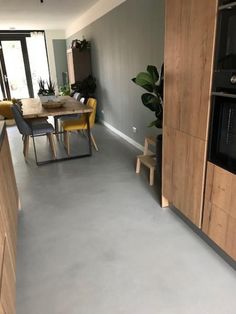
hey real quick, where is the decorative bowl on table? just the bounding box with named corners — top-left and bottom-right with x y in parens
top-left (42, 100), bottom-right (64, 109)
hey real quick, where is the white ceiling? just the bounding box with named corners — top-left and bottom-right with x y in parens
top-left (0, 0), bottom-right (99, 30)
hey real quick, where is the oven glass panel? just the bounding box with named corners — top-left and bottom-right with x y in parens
top-left (210, 97), bottom-right (236, 173)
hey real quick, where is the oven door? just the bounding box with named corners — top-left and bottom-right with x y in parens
top-left (209, 95), bottom-right (236, 174)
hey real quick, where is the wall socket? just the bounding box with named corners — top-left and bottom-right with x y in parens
top-left (132, 126), bottom-right (137, 133)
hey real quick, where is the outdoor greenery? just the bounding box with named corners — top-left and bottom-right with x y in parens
top-left (59, 84), bottom-right (71, 96)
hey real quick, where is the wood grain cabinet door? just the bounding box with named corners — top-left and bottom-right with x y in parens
top-left (163, 127), bottom-right (206, 227)
top-left (203, 163), bottom-right (236, 260)
top-left (164, 0), bottom-right (218, 140)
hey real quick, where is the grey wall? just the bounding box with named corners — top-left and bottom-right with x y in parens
top-left (53, 39), bottom-right (67, 87)
top-left (67, 0), bottom-right (164, 145)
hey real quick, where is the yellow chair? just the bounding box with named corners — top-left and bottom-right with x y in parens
top-left (0, 101), bottom-right (13, 119)
top-left (62, 98), bottom-right (98, 155)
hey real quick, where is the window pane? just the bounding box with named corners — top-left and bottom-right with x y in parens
top-left (26, 33), bottom-right (49, 97)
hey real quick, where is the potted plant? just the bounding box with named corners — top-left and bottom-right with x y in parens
top-left (38, 78), bottom-right (56, 102)
top-left (71, 75), bottom-right (96, 103)
top-left (71, 37), bottom-right (91, 51)
top-left (132, 64), bottom-right (164, 178)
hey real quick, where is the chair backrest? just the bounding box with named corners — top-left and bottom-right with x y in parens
top-left (73, 92), bottom-right (80, 101)
top-left (80, 97), bottom-right (85, 104)
top-left (87, 98), bottom-right (97, 128)
top-left (11, 104), bottom-right (32, 135)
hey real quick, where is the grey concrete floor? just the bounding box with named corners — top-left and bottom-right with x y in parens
top-left (6, 124), bottom-right (236, 314)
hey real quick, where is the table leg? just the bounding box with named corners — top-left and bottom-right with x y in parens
top-left (86, 112), bottom-right (92, 156)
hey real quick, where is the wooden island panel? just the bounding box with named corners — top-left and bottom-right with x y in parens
top-left (0, 122), bottom-right (19, 314)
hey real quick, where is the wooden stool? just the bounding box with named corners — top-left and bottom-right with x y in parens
top-left (136, 136), bottom-right (156, 186)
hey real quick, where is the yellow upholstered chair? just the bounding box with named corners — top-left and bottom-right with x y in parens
top-left (0, 101), bottom-right (13, 119)
top-left (62, 98), bottom-right (98, 155)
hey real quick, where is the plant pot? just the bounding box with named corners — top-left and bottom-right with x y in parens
top-left (156, 133), bottom-right (162, 182)
top-left (39, 95), bottom-right (55, 103)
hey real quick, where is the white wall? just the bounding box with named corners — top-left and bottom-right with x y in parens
top-left (45, 30), bottom-right (65, 91)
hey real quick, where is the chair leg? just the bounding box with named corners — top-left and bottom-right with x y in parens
top-left (64, 131), bottom-right (70, 155)
top-left (23, 135), bottom-right (30, 159)
top-left (90, 133), bottom-right (98, 151)
top-left (47, 133), bottom-right (57, 159)
top-left (149, 167), bottom-right (155, 186)
top-left (136, 157), bottom-right (141, 174)
top-left (54, 117), bottom-right (59, 140)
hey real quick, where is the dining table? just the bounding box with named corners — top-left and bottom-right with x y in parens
top-left (21, 96), bottom-right (93, 165)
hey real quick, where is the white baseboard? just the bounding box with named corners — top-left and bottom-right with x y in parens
top-left (101, 120), bottom-right (144, 152)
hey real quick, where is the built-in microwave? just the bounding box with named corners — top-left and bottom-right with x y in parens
top-left (213, 2), bottom-right (236, 93)
top-left (209, 94), bottom-right (236, 174)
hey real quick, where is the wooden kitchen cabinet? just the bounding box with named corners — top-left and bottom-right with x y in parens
top-left (67, 48), bottom-right (92, 85)
top-left (163, 127), bottom-right (206, 227)
top-left (162, 0), bottom-right (218, 228)
top-left (203, 163), bottom-right (236, 260)
top-left (164, 0), bottom-right (217, 140)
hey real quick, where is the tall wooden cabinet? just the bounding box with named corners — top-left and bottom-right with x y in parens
top-left (162, 0), bottom-right (218, 227)
top-left (67, 48), bottom-right (92, 85)
top-left (0, 122), bottom-right (19, 314)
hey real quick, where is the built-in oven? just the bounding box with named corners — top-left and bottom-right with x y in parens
top-left (209, 94), bottom-right (236, 174)
top-left (208, 1), bottom-right (236, 174)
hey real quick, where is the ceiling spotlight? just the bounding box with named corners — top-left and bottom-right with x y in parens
top-left (40, 0), bottom-right (44, 3)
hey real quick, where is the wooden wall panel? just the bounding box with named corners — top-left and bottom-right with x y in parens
top-left (164, 0), bottom-right (218, 140)
top-left (163, 127), bottom-right (206, 227)
top-left (203, 163), bottom-right (236, 260)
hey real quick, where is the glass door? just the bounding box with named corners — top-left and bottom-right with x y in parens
top-left (0, 40), bottom-right (32, 99)
top-left (0, 31), bottom-right (50, 101)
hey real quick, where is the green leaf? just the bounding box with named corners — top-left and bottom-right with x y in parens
top-left (148, 118), bottom-right (162, 128)
top-left (141, 93), bottom-right (160, 111)
top-left (147, 65), bottom-right (159, 83)
top-left (133, 72), bottom-right (154, 92)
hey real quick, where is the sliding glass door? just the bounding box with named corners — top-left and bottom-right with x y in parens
top-left (0, 31), bottom-right (49, 100)
top-left (0, 40), bottom-right (32, 99)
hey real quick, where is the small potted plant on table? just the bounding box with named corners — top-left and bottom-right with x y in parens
top-left (38, 78), bottom-right (56, 102)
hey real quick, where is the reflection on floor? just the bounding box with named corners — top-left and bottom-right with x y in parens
top-left (7, 124), bottom-right (236, 314)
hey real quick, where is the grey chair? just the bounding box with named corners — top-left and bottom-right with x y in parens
top-left (11, 104), bottom-right (57, 160)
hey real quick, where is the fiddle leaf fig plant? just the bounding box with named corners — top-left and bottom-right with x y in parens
top-left (132, 64), bottom-right (164, 128)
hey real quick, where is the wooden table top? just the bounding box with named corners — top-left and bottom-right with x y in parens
top-left (21, 96), bottom-right (93, 119)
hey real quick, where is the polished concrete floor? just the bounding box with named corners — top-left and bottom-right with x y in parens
top-left (7, 124), bottom-right (236, 314)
